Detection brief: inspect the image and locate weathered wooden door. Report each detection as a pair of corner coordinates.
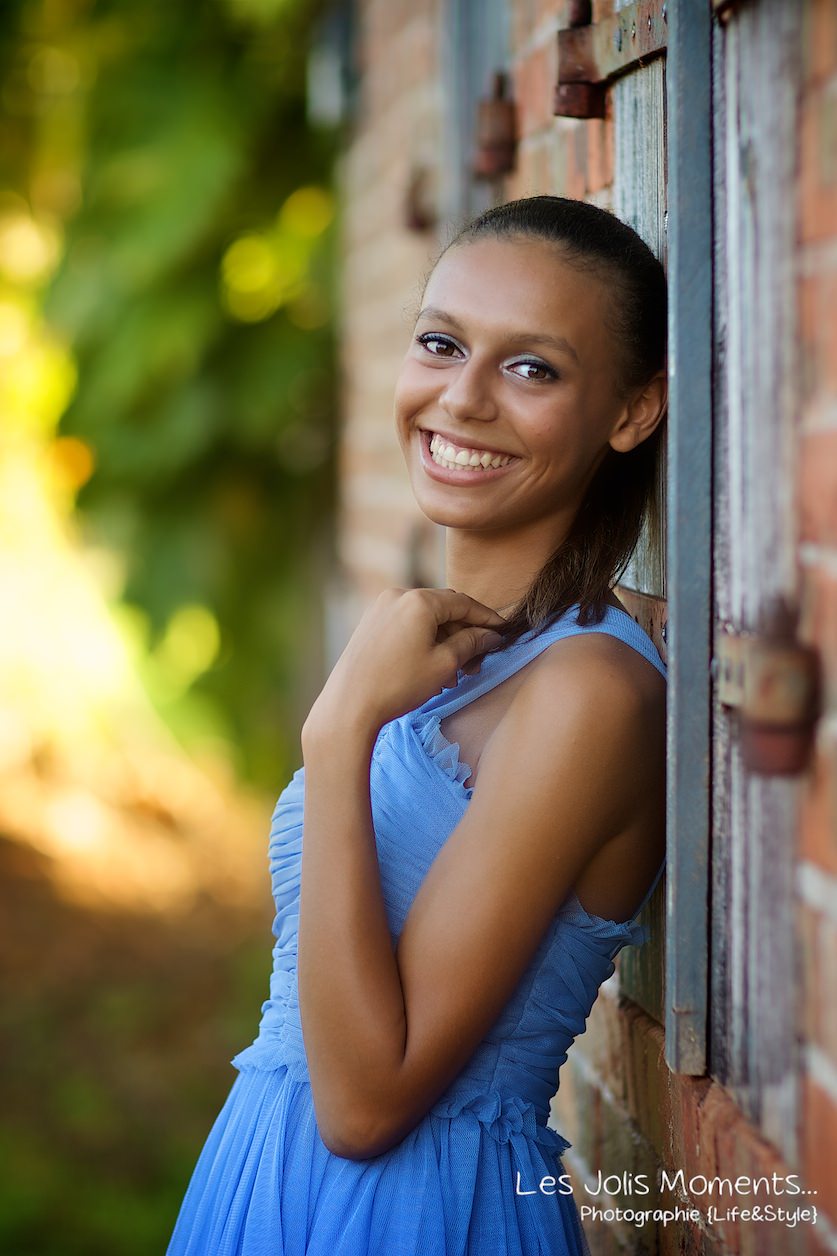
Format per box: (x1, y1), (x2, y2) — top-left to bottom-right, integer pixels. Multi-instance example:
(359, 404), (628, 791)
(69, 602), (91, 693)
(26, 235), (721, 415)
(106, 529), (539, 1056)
(552, 0), (675, 1028)
(709, 0), (804, 1157)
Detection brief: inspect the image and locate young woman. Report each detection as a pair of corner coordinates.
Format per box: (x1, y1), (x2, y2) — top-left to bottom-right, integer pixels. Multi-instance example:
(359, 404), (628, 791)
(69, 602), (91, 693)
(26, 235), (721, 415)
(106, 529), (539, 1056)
(167, 195), (669, 1256)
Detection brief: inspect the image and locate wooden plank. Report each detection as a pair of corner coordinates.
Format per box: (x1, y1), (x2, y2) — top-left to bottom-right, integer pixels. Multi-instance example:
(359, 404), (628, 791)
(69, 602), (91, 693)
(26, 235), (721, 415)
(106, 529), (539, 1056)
(613, 54), (668, 602)
(710, 0), (802, 1160)
(664, 0), (713, 1076)
(440, 0), (510, 224)
(608, 55), (669, 1023)
(557, 1), (668, 86)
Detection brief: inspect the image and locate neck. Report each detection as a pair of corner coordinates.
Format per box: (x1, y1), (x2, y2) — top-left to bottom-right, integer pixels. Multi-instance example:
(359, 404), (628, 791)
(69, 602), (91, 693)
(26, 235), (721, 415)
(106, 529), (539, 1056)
(443, 512), (574, 615)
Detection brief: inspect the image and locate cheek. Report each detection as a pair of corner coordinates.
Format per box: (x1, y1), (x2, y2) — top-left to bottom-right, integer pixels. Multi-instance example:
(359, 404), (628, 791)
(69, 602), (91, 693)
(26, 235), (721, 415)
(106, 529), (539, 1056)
(393, 362), (439, 429)
(522, 406), (581, 455)
(521, 406), (597, 480)
(393, 362), (423, 421)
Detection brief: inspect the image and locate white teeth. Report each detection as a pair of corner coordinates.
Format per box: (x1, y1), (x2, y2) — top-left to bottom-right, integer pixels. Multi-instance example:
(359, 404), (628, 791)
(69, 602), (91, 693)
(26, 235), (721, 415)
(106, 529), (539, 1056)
(427, 431), (513, 472)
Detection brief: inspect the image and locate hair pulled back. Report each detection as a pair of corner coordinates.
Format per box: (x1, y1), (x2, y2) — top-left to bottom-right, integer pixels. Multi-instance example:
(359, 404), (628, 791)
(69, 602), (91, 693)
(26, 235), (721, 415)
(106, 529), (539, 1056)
(427, 194), (668, 645)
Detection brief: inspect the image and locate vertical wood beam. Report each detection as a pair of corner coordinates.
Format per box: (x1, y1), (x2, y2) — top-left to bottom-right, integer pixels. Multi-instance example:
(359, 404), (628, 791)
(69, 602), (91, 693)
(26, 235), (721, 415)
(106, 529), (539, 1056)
(664, 0), (713, 1076)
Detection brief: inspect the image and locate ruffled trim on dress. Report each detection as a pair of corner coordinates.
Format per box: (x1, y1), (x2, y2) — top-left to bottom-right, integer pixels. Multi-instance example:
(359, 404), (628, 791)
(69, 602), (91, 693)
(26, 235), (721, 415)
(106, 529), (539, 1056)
(429, 1089), (572, 1156)
(231, 770), (306, 1073)
(412, 710), (650, 952)
(412, 712), (474, 792)
(558, 894), (650, 949)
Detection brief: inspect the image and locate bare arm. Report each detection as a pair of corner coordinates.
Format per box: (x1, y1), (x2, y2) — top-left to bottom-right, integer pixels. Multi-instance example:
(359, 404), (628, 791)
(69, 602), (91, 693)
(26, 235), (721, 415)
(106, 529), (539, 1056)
(298, 631), (650, 1160)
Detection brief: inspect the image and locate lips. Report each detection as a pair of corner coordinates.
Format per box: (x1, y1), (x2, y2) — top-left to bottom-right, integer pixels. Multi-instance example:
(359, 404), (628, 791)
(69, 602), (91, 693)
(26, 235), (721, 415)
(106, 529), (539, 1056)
(420, 428), (514, 460)
(417, 427), (520, 485)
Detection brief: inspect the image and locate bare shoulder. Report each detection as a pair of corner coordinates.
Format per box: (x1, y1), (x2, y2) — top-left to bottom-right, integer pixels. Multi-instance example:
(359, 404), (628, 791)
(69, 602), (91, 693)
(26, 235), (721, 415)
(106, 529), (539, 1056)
(478, 627), (667, 837)
(511, 627), (666, 738)
(488, 627), (667, 920)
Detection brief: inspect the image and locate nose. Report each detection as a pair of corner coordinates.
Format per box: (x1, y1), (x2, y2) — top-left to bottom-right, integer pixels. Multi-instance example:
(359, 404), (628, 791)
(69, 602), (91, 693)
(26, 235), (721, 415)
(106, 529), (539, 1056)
(437, 355), (498, 424)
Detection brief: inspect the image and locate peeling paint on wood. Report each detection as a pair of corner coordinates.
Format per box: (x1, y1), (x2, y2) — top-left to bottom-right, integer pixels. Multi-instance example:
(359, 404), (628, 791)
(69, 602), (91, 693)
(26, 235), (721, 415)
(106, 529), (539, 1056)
(711, 0), (803, 1166)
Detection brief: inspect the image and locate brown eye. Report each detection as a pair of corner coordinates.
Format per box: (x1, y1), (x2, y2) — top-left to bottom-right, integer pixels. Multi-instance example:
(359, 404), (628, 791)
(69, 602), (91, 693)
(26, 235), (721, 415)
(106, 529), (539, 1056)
(416, 333), (460, 358)
(509, 360), (557, 382)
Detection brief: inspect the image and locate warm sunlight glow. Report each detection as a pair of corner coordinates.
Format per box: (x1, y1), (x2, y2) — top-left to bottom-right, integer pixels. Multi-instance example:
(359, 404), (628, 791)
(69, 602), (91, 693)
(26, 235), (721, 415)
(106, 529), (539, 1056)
(278, 185), (334, 238)
(0, 209), (61, 285)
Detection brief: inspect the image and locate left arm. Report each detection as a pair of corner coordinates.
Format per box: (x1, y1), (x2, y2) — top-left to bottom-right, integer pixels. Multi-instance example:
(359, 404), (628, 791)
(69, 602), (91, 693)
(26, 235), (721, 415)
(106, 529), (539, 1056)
(298, 599), (649, 1160)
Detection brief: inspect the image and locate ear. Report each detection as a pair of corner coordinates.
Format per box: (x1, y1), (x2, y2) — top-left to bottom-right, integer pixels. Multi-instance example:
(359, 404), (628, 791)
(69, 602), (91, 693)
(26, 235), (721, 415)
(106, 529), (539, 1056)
(608, 369), (668, 454)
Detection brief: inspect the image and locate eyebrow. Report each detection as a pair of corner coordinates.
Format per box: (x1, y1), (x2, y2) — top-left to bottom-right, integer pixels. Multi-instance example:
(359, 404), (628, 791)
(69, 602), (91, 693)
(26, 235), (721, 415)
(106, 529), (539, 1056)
(415, 305), (580, 365)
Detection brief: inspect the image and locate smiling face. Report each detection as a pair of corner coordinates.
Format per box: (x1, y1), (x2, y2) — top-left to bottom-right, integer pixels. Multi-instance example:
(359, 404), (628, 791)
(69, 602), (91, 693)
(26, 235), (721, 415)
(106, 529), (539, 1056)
(394, 235), (644, 541)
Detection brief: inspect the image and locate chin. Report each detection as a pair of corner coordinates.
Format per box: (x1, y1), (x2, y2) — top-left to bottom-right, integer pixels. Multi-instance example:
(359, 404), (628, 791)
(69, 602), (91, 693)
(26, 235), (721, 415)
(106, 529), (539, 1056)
(409, 485), (497, 531)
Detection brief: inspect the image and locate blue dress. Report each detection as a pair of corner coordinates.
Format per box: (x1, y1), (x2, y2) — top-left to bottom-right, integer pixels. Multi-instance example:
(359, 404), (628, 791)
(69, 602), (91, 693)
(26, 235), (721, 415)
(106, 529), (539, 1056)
(167, 602), (667, 1256)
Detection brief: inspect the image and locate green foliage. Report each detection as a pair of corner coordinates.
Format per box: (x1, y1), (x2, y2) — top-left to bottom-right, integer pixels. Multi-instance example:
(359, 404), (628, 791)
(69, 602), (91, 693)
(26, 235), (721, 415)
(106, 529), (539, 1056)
(2, 0), (340, 791)
(0, 0), (341, 1250)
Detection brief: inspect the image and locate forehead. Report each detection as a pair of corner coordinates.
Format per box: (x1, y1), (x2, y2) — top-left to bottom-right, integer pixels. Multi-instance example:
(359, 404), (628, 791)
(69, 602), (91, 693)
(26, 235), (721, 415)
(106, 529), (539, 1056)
(422, 236), (605, 331)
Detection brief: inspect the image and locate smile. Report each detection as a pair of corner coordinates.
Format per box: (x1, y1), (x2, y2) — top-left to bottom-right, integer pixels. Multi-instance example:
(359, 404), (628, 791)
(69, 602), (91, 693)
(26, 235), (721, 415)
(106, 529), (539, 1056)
(428, 431), (515, 470)
(417, 429), (521, 486)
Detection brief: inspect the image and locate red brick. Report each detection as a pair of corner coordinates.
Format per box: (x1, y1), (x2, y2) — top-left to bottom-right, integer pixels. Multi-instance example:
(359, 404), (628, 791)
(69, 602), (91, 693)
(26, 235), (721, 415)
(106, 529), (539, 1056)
(714, 1117), (744, 1256)
(790, 1070), (836, 1248)
(800, 900), (837, 1058)
(532, 0), (564, 29)
(586, 119), (611, 195)
(513, 41), (556, 139)
(802, 0), (837, 86)
(510, 0), (536, 59)
(663, 1068), (689, 1174)
(799, 428), (837, 545)
(695, 1083), (730, 1181)
(636, 1016), (671, 1163)
(798, 267), (837, 398)
(562, 121), (589, 198)
(799, 726), (837, 877)
(799, 561), (837, 712)
(616, 997), (644, 1117)
(679, 1077), (713, 1191)
(799, 83), (837, 246)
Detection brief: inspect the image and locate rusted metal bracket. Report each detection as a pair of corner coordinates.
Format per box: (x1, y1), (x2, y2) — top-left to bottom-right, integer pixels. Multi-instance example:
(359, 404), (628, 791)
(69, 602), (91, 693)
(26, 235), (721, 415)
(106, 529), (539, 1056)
(554, 0), (668, 119)
(712, 0), (747, 26)
(473, 71), (518, 179)
(713, 597), (821, 776)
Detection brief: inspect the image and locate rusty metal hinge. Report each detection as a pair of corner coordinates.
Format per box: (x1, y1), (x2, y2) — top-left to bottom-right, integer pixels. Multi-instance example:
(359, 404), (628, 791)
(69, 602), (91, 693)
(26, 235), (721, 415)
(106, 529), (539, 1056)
(554, 0), (668, 119)
(713, 0), (747, 26)
(473, 71), (518, 179)
(712, 596), (821, 776)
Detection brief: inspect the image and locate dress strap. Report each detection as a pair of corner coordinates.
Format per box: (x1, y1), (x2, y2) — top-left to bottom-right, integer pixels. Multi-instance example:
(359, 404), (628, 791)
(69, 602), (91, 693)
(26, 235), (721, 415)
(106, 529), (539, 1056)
(418, 601), (667, 723)
(629, 856), (666, 920)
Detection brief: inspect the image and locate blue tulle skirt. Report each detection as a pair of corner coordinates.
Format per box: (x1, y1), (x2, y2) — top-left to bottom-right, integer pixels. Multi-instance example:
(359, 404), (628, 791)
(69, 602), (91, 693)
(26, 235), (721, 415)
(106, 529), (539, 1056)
(166, 1062), (591, 1255)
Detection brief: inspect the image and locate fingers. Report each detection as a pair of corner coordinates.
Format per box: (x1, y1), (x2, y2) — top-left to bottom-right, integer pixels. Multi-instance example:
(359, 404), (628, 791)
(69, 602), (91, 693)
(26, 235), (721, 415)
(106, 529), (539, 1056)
(436, 618), (487, 643)
(417, 587), (509, 629)
(443, 624), (506, 671)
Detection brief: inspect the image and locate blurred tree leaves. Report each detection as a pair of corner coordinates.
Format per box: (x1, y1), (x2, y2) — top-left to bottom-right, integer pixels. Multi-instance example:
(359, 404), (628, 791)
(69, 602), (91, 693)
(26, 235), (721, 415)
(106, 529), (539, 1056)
(2, 0), (340, 788)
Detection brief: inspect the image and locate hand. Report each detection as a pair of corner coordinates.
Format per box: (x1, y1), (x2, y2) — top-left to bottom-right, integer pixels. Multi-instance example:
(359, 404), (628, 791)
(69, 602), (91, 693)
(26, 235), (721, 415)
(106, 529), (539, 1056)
(302, 587), (508, 740)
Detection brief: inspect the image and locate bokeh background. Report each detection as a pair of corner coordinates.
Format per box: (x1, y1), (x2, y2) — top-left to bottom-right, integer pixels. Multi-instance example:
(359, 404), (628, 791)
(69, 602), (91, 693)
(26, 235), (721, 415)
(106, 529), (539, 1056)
(0, 1), (340, 1250)
(5, 2), (833, 1254)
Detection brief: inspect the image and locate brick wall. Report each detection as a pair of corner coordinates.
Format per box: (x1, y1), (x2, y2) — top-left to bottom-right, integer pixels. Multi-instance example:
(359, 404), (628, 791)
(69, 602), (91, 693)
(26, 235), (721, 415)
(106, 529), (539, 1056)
(334, 2), (835, 1253)
(334, 0), (446, 614)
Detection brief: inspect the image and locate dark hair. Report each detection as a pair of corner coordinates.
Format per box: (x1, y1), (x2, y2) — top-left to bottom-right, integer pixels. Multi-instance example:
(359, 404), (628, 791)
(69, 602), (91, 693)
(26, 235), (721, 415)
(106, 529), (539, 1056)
(424, 194), (668, 647)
